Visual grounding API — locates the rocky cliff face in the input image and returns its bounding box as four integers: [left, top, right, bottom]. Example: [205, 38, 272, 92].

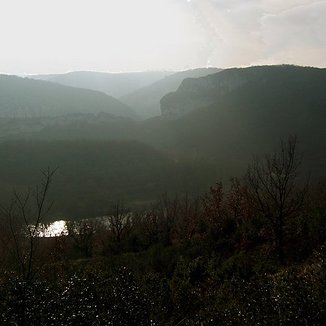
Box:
[160, 68, 248, 119]
[121, 68, 221, 119]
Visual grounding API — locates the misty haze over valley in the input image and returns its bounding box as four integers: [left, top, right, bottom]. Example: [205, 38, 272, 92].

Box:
[0, 1, 325, 325]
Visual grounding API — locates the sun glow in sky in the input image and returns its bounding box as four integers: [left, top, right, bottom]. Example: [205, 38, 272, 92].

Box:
[0, 0, 325, 74]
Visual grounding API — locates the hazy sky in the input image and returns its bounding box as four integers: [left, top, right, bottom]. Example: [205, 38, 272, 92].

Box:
[1, 0, 325, 74]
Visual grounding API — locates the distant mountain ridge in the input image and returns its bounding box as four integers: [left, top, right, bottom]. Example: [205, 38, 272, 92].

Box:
[121, 67, 222, 118]
[0, 74, 137, 118]
[30, 70, 173, 98]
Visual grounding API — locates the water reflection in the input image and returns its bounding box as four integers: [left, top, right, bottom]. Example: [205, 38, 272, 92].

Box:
[38, 220, 68, 237]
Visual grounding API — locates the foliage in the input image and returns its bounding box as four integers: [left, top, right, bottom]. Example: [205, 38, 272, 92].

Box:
[0, 137, 325, 325]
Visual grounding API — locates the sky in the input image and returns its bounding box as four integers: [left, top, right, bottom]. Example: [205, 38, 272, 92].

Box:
[0, 0, 325, 74]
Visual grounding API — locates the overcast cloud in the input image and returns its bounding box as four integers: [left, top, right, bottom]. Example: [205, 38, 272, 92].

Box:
[0, 0, 325, 74]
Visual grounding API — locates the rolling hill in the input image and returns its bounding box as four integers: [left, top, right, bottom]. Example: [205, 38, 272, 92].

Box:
[0, 75, 137, 118]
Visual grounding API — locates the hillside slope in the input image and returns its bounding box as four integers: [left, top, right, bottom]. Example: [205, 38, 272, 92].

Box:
[0, 140, 217, 218]
[0, 75, 137, 118]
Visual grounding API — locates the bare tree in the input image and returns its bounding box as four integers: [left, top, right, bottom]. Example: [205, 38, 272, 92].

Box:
[0, 168, 55, 281]
[107, 201, 131, 242]
[172, 195, 201, 243]
[66, 219, 98, 258]
[246, 136, 308, 263]
[202, 182, 225, 232]
[226, 177, 254, 226]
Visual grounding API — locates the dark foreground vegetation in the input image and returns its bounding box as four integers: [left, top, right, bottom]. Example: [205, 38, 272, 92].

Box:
[0, 137, 325, 325]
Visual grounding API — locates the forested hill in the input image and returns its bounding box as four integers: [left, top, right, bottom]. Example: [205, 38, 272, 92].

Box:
[150, 65, 326, 174]
[0, 75, 137, 118]
[161, 65, 326, 119]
